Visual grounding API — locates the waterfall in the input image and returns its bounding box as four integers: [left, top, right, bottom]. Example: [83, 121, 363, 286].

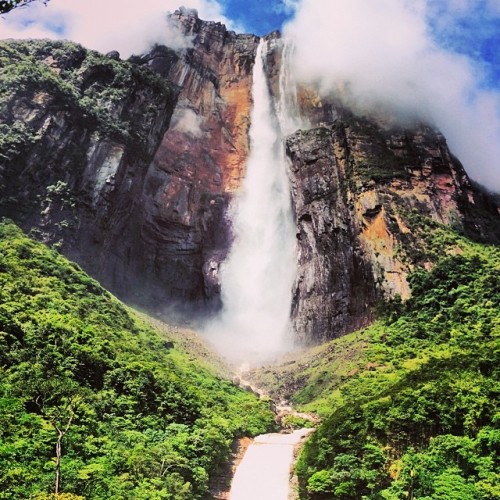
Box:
[206, 38, 298, 363]
[277, 39, 304, 136]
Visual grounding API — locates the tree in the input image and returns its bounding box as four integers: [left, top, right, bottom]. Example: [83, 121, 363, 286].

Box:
[33, 378, 87, 495]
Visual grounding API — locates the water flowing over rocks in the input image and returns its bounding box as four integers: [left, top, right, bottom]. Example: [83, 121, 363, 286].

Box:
[206, 37, 297, 361]
[209, 366, 317, 499]
[229, 428, 315, 500]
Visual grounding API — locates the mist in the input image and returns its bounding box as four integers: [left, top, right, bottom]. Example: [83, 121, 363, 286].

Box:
[0, 0, 233, 57]
[171, 108, 204, 137]
[204, 39, 298, 366]
[283, 0, 500, 190]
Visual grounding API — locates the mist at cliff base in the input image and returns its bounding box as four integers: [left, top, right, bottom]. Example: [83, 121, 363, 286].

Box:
[202, 40, 298, 365]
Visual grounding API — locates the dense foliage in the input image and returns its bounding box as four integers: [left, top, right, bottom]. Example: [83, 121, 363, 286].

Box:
[295, 230, 499, 498]
[0, 39, 175, 162]
[0, 221, 274, 499]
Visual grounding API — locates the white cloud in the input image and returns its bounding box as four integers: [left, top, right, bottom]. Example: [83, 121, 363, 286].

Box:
[284, 0, 500, 190]
[0, 0, 232, 57]
[171, 107, 203, 137]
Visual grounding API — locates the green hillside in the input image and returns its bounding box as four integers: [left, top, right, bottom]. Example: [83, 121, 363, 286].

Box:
[0, 220, 274, 499]
[291, 223, 500, 498]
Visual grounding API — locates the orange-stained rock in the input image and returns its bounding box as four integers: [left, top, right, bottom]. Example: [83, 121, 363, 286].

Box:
[145, 9, 258, 194]
[286, 112, 499, 344]
[127, 9, 260, 308]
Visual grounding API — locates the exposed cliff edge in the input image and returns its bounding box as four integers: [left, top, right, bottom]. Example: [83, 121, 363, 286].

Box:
[0, 11, 499, 345]
[131, 8, 259, 309]
[259, 34, 500, 343]
[0, 38, 178, 306]
[286, 114, 499, 343]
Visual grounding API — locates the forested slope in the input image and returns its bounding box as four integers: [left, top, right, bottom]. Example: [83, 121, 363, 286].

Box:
[295, 220, 500, 498]
[250, 218, 499, 499]
[0, 221, 274, 499]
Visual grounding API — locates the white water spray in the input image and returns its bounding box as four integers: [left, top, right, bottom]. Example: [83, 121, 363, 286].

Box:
[206, 38, 300, 363]
[277, 39, 305, 136]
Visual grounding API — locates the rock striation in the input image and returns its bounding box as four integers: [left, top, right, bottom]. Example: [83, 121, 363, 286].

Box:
[286, 112, 499, 343]
[130, 8, 260, 309]
[0, 14, 498, 343]
[0, 38, 178, 306]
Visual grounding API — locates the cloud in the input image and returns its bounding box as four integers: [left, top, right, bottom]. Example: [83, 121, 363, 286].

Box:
[272, 0, 300, 15]
[0, 0, 232, 57]
[284, 0, 500, 190]
[171, 108, 204, 137]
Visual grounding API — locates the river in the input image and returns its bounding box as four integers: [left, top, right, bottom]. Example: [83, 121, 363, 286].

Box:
[229, 428, 314, 499]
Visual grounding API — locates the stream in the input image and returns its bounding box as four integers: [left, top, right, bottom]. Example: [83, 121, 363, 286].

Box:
[229, 428, 315, 499]
[228, 369, 316, 499]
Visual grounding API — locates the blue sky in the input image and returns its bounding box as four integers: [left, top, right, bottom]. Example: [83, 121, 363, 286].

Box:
[427, 3, 500, 88]
[221, 0, 294, 35]
[451, 26, 500, 87]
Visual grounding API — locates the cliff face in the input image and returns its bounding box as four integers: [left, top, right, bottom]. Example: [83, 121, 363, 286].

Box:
[0, 15, 498, 343]
[131, 9, 259, 307]
[262, 35, 498, 343]
[0, 11, 259, 311]
[0, 39, 178, 305]
[286, 113, 499, 343]
[144, 8, 259, 191]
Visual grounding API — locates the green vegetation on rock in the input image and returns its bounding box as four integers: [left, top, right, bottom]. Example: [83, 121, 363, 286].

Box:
[292, 226, 499, 498]
[0, 220, 274, 499]
[0, 39, 175, 153]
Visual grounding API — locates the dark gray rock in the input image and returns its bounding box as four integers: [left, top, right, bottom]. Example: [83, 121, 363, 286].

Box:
[285, 115, 499, 344]
[105, 50, 120, 60]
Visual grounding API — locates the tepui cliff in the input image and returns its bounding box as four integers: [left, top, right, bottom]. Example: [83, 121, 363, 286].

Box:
[0, 9, 498, 344]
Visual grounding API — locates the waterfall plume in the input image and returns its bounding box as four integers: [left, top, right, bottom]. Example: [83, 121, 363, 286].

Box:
[204, 38, 298, 364]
